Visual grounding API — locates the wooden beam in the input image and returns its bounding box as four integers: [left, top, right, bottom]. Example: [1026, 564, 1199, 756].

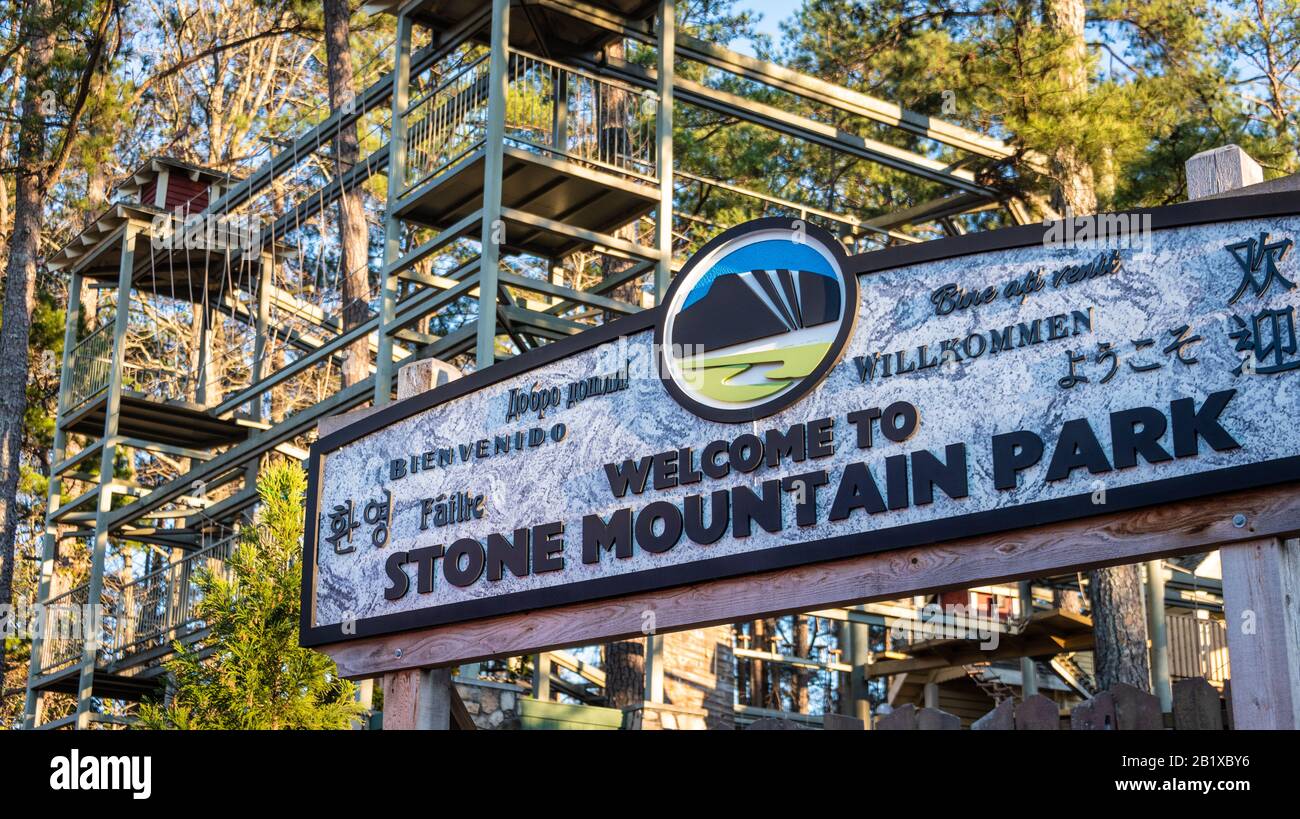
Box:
[321, 481, 1300, 677]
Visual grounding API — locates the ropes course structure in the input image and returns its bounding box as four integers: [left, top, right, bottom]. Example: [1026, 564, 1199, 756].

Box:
[22, 0, 1047, 730]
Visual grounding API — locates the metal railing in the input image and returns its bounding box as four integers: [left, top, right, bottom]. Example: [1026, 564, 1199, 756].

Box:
[1166, 612, 1229, 684]
[35, 583, 97, 675]
[34, 535, 237, 676]
[403, 49, 658, 193]
[66, 321, 115, 411]
[100, 535, 237, 667]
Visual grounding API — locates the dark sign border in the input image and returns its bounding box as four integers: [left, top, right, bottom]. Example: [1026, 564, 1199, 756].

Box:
[301, 189, 1300, 648]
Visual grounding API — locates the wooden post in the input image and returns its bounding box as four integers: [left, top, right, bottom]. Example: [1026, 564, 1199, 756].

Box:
[846, 615, 870, 724]
[533, 652, 551, 700]
[378, 354, 464, 729]
[382, 667, 452, 730]
[1185, 145, 1263, 200]
[922, 681, 939, 709]
[1181, 144, 1299, 729]
[1220, 537, 1300, 729]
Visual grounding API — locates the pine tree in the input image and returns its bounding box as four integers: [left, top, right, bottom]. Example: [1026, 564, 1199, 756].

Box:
[137, 461, 361, 729]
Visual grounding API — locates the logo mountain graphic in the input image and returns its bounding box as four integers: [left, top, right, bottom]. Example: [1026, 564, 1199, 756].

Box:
[668, 238, 845, 404]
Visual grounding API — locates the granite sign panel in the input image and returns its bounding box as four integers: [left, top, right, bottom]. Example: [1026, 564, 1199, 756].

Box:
[302, 194, 1300, 646]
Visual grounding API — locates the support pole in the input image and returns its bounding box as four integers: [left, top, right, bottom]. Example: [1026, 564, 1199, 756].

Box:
[923, 681, 940, 709]
[645, 634, 665, 703]
[475, 0, 510, 367]
[250, 253, 273, 418]
[653, 0, 675, 301]
[1220, 537, 1300, 729]
[195, 300, 216, 407]
[1018, 580, 1039, 697]
[374, 11, 413, 406]
[23, 269, 84, 728]
[533, 652, 551, 700]
[75, 225, 139, 729]
[353, 677, 374, 730]
[1145, 560, 1172, 712]
[849, 620, 871, 721]
[245, 252, 273, 488]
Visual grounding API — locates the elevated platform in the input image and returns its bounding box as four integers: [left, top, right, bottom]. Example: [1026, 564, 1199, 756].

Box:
[866, 609, 1095, 677]
[47, 202, 282, 303]
[30, 664, 166, 701]
[63, 392, 259, 449]
[366, 0, 658, 57]
[397, 146, 658, 259]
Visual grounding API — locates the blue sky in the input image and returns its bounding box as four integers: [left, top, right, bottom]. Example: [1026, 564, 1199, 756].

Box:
[736, 0, 803, 56]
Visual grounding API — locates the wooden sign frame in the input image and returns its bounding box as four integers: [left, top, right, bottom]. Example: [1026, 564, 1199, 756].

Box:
[306, 191, 1300, 729]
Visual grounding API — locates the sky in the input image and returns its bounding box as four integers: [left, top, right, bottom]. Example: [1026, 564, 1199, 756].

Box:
[736, 0, 803, 56]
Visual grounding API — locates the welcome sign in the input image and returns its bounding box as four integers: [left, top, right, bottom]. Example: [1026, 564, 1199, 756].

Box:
[301, 192, 1300, 647]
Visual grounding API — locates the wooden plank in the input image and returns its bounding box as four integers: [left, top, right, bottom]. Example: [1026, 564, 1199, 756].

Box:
[1172, 677, 1224, 730]
[321, 481, 1300, 678]
[1111, 682, 1163, 729]
[821, 713, 864, 731]
[971, 698, 1014, 730]
[1220, 536, 1300, 729]
[875, 703, 917, 730]
[916, 707, 960, 730]
[1014, 694, 1060, 730]
[1071, 691, 1118, 730]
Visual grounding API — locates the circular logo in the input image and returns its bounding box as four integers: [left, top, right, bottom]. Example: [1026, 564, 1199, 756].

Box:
[656, 219, 859, 422]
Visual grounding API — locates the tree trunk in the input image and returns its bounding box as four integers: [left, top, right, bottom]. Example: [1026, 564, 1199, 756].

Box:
[322, 0, 371, 389]
[1041, 0, 1150, 693]
[793, 615, 811, 712]
[604, 639, 645, 707]
[1042, 0, 1098, 216]
[1088, 564, 1152, 690]
[0, 0, 57, 693]
[758, 617, 776, 708]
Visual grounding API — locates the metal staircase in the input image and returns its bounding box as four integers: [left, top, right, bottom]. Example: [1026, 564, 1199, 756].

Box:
[964, 663, 1019, 703]
[1050, 652, 1098, 698]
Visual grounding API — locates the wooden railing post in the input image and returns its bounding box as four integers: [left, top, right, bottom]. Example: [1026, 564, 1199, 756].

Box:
[1220, 537, 1300, 729]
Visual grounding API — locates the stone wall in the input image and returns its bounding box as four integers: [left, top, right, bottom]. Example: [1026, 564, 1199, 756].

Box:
[454, 677, 526, 730]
